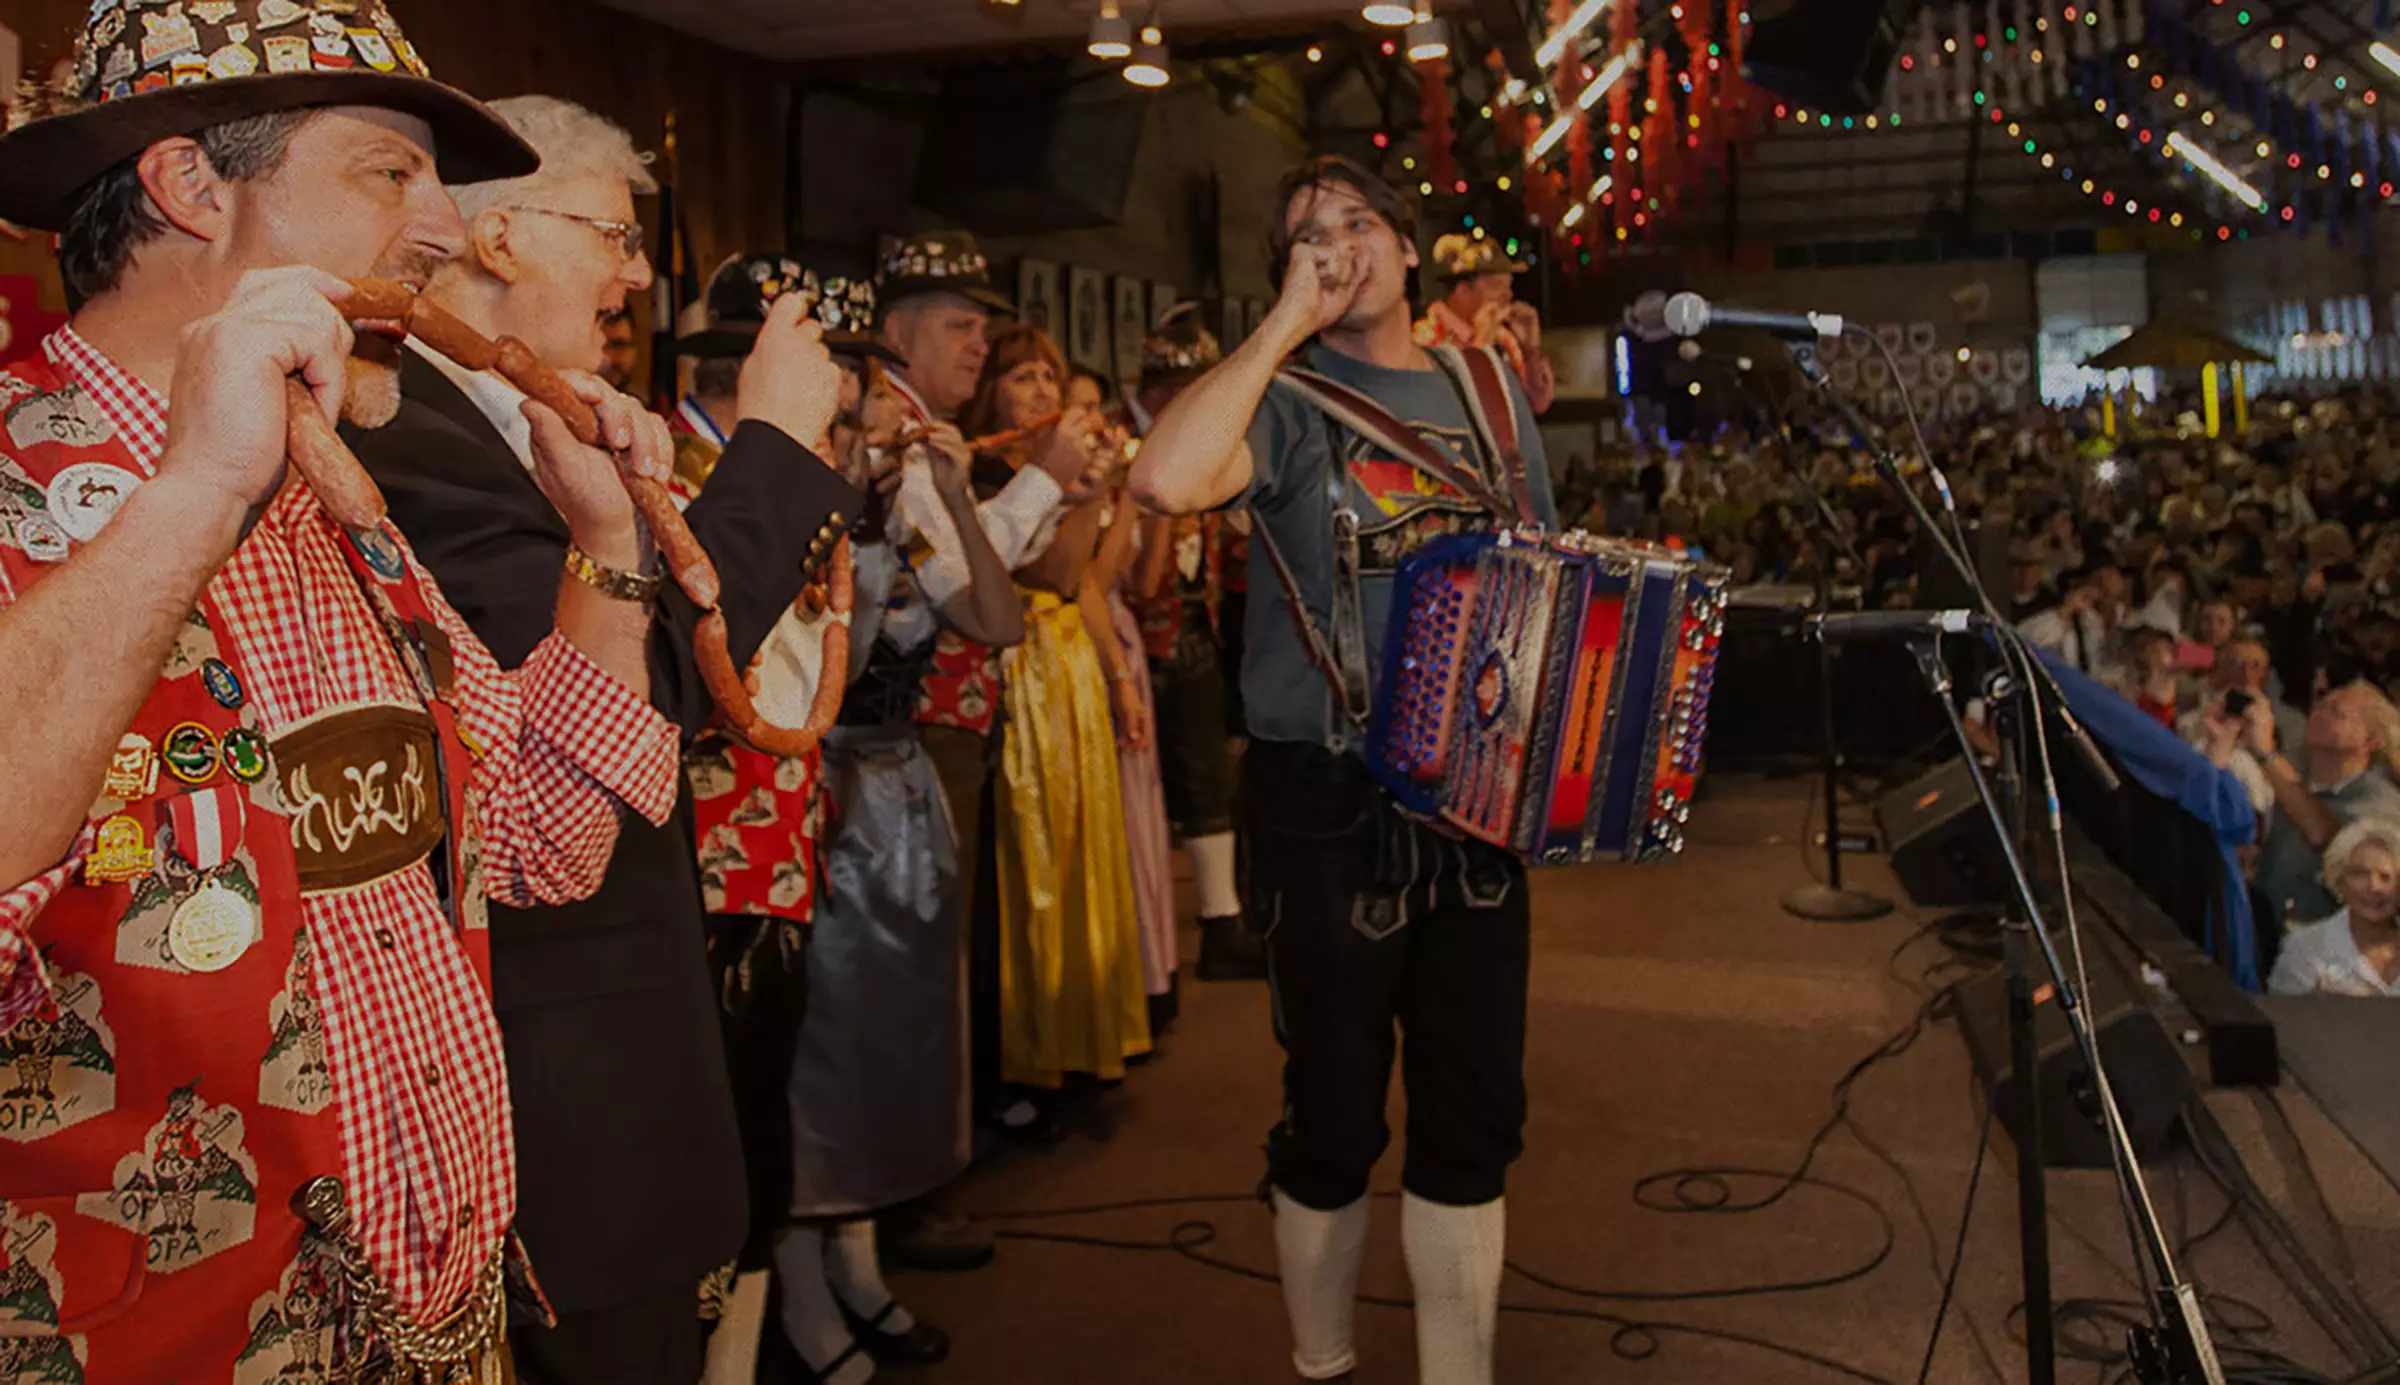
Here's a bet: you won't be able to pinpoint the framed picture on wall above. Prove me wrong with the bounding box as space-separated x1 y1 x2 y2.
1067 268 1108 372
1017 259 1062 340
1149 282 1181 333
1112 275 1149 382
1220 297 1247 351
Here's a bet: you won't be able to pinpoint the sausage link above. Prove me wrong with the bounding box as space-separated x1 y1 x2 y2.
284 377 388 528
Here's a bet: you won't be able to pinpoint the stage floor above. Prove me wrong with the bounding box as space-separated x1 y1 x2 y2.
901 775 2400 1384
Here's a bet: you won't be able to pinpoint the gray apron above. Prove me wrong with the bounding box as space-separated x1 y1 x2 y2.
786 723 970 1217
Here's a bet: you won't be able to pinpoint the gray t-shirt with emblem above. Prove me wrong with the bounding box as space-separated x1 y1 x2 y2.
1238 343 1556 748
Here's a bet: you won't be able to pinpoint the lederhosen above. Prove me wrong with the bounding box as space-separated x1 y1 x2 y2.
0 359 519 1381
1242 345 1542 1212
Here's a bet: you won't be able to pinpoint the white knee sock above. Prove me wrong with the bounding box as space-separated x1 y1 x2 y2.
1400 1193 1505 1385
772 1225 875 1385
1188 831 1241 920
700 1268 769 1385
1272 1188 1371 1380
823 1218 918 1332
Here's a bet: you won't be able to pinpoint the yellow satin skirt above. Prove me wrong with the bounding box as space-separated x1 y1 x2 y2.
996 590 1153 1086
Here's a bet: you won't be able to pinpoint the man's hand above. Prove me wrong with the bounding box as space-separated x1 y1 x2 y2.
523 374 667 570
162 266 359 514
2238 696 2278 758
738 294 844 454
1503 301 1542 352
1036 407 1114 502
1261 243 1358 349
922 422 976 500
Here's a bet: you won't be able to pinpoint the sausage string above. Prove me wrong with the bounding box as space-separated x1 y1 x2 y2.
290 277 850 755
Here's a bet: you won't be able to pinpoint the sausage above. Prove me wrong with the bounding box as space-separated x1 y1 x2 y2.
284 377 388 528
405 297 503 372
318 276 851 749
629 477 720 609
338 278 422 325
493 337 606 450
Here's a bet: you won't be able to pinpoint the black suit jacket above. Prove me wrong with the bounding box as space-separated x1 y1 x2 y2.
344 352 860 1313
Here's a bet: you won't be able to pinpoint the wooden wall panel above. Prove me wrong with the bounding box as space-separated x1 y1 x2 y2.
0 0 788 333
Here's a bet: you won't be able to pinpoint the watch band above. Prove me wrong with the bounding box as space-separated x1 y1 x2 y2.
563 544 663 604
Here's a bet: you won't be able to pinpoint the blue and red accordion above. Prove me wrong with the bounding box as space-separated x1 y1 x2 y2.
1366 529 1727 864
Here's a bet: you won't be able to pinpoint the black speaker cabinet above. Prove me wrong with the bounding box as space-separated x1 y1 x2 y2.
1742 0 1927 114
1878 758 2009 908
1953 937 2191 1167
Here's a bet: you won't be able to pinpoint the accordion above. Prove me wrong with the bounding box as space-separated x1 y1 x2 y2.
1366 529 1727 865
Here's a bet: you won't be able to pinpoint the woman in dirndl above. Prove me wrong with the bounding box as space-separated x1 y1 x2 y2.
964 327 1155 1093
765 344 1026 1385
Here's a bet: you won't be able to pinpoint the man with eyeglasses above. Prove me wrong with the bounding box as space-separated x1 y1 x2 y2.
341 95 860 1385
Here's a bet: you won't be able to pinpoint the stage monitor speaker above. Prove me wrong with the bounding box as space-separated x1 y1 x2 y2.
1878 757 2009 908
1741 0 1926 114
1953 937 2191 1167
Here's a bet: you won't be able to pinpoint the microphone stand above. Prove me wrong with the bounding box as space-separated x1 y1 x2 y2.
1710 355 1891 922
1783 338 2222 1385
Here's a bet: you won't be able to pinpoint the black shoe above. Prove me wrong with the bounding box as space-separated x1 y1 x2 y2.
879 1208 996 1273
840 1298 952 1366
1147 974 1180 1037
1196 915 1267 981
756 1311 867 1385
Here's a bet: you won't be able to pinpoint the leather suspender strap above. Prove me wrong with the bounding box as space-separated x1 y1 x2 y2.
1250 412 1372 751
1432 343 1538 524
1274 365 1513 518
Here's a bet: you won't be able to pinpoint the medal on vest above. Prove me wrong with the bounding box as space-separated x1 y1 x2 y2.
165 784 247 871
102 732 158 803
84 814 155 885
167 881 253 973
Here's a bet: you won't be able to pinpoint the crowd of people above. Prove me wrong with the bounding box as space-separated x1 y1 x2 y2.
1550 381 2400 1000
0 0 1562 1379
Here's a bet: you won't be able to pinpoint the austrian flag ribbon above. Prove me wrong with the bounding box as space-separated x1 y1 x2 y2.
167 784 248 871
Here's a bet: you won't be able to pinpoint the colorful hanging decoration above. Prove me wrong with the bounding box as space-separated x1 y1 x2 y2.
1419 53 1456 189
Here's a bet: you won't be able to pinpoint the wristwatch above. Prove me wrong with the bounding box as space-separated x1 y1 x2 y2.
563 544 663 604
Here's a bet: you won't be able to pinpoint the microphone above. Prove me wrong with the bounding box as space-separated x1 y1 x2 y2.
1661 291 1845 342
1622 290 1673 343
1807 609 1986 643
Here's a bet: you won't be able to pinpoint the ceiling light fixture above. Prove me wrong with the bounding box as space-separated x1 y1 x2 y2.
1088 3 1133 58
1124 25 1171 85
2166 131 2266 210
1536 0 1611 67
1362 1 1417 26
2371 39 2400 79
1405 14 1449 61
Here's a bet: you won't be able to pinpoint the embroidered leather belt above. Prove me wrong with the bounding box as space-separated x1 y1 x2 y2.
270 703 446 893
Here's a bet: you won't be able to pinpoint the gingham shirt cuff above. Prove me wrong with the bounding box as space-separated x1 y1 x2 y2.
0 825 85 1032
518 630 679 826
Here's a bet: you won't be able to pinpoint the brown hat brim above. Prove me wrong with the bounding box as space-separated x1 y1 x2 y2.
0 71 539 231
678 322 902 366
878 277 1012 317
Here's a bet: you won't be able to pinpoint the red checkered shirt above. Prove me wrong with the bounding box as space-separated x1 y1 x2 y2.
0 327 680 1322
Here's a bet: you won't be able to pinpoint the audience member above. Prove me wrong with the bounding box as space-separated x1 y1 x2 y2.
2268 816 2400 996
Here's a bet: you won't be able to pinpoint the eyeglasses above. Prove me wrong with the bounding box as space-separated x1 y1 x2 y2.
503 205 646 261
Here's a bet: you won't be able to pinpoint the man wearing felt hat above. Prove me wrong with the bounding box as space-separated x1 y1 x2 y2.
1414 233 1555 415
871 229 1108 1243
337 101 861 1384
0 5 696 1382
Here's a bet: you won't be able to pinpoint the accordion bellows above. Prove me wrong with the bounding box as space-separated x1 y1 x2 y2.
1367 529 1728 865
